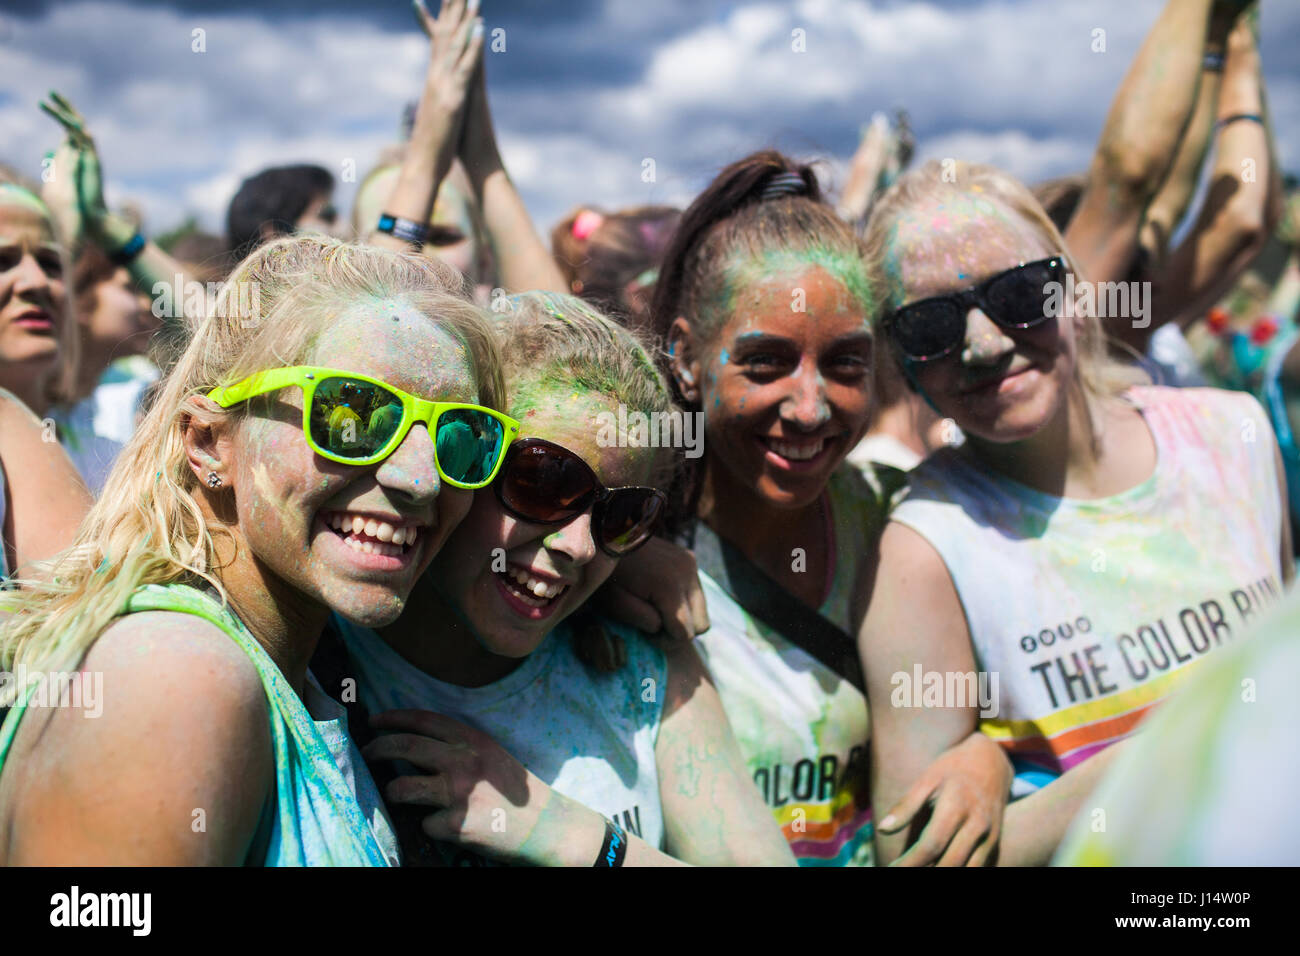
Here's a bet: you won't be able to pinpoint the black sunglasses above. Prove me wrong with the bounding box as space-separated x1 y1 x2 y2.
883 256 1067 362
494 438 667 557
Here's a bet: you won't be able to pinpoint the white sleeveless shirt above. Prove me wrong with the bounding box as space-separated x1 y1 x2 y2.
693 464 892 866
890 386 1285 791
333 614 668 865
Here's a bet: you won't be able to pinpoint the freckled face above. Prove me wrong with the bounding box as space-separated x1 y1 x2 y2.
889 194 1075 444
431 389 655 658
228 299 479 627
699 266 872 510
0 204 65 375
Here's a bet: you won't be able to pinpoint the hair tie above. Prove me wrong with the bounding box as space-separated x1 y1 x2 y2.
572 210 605 241
760 171 809 201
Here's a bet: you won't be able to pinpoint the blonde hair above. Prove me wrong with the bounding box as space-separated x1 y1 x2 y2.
493 291 680 489
0 235 504 698
861 159 1145 407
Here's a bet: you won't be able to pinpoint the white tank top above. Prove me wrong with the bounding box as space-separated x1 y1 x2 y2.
333 614 668 865
693 464 891 866
890 386 1285 791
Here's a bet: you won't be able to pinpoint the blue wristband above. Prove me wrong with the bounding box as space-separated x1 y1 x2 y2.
109 231 146 266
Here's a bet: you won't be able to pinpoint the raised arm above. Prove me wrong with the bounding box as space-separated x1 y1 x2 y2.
39 92 202 329
1134 7 1235 276
1065 0 1218 286
837 115 892 225
456 33 567 294
0 388 92 574
370 0 483 255
1157 9 1280 330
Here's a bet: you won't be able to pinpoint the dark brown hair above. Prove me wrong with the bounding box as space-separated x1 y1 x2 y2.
648 149 873 533
650 149 872 406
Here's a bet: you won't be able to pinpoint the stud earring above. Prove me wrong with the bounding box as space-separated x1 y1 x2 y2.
206 471 223 488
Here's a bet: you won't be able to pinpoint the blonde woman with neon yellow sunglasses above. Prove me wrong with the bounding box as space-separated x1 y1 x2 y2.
0 235 516 865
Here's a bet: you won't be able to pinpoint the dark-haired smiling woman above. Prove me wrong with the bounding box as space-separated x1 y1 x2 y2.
859 160 1292 866
653 150 1012 867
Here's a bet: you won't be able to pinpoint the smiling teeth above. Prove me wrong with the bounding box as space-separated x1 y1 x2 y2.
326 512 420 552
505 567 566 601
770 439 826 461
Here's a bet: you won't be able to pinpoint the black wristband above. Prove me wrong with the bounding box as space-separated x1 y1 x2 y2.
1203 51 1225 72
594 819 627 867
377 212 430 247
109 230 146 266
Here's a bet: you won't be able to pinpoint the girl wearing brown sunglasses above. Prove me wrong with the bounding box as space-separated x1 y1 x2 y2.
322 292 794 866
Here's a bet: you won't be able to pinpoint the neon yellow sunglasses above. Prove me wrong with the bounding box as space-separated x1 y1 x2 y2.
207 366 520 489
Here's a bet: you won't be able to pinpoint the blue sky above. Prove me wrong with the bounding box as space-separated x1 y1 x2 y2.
2 0 1297 240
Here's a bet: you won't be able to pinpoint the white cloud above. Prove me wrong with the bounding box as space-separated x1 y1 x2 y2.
0 0 1295 242
917 129 1094 185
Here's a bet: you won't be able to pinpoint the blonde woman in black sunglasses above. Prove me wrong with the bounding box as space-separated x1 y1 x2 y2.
859 160 1293 865
326 292 795 866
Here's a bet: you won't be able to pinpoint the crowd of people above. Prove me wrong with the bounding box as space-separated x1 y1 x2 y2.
0 0 1296 866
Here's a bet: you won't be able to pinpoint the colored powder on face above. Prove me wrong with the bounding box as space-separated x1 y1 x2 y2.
700 245 876 339
880 192 1033 313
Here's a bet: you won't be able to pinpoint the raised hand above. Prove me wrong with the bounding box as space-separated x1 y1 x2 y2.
413 0 484 163
38 91 121 246
370 1 484 253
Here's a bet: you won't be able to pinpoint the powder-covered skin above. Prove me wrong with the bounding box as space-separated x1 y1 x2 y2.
695 265 873 516
383 386 657 683
881 191 1026 310
893 386 1285 792
881 194 1078 447
703 246 875 340
224 296 479 634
